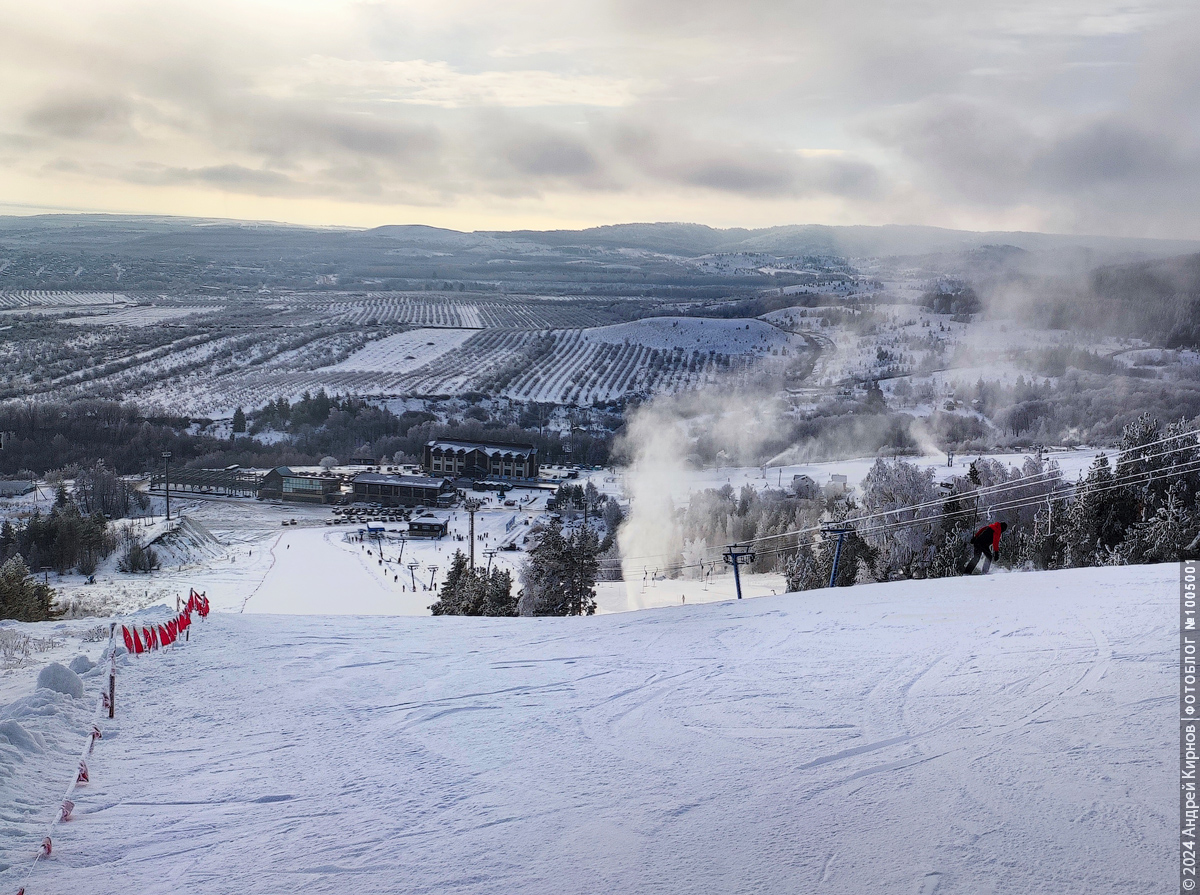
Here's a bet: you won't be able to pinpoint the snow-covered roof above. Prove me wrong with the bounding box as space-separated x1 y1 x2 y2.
353 473 451 488
426 439 536 458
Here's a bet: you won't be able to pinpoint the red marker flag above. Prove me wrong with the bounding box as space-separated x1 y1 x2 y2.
122 626 134 653
132 627 144 655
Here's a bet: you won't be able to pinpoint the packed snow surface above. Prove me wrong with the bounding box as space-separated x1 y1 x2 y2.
8 563 1174 894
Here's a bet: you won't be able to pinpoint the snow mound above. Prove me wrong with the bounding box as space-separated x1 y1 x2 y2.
69 655 96 675
36 663 83 698
0 719 42 752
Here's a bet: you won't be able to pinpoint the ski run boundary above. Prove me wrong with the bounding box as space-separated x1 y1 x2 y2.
12 591 211 895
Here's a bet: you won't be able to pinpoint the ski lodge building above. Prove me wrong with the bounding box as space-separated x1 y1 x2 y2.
422 439 539 481
350 473 455 508
257 467 342 504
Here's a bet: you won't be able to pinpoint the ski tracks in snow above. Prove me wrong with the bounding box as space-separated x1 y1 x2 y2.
21 565 1178 895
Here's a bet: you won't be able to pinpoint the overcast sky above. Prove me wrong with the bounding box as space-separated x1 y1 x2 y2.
1 0 1196 236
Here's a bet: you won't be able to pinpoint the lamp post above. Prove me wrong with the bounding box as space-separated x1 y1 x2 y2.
463 497 483 569
162 451 172 522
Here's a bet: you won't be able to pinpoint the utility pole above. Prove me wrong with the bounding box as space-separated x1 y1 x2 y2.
821 524 854 588
463 497 483 569
161 451 172 522
723 545 756 600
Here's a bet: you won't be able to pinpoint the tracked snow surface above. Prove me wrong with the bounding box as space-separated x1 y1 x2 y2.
4 564 1174 894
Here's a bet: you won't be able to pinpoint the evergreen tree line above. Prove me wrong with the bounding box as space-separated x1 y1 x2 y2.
1 486 118 578
428 520 603 617
785 413 1200 590
0 394 615 477
0 467 161 619
0 555 55 622
429 551 517 617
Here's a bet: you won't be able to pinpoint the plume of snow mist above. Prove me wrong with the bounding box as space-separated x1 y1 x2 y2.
614 387 788 607
615 403 689 610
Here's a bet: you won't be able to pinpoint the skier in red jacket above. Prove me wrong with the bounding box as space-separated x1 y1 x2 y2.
962 521 1007 574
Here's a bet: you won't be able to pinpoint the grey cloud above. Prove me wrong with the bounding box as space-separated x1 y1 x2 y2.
873 98 1200 197
1032 120 1194 188
25 93 134 140
3 0 1198 234
504 134 598 178
205 103 444 169
611 124 882 200
863 100 1034 204
678 159 796 195
120 163 295 196
467 116 616 194
866 95 1200 235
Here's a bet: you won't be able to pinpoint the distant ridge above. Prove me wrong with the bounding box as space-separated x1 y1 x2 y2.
1 213 1197 261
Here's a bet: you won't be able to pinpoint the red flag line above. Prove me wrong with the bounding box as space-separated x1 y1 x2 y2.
15 589 211 894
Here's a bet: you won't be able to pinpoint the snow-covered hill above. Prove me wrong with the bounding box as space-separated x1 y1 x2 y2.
2 563 1174 894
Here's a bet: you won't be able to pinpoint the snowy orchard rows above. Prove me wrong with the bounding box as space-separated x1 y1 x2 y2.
52 316 813 415
294 292 623 330
322 318 808 407
0 291 131 310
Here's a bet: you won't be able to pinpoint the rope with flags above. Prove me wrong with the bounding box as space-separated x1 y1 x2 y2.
14 588 210 894
119 589 209 656
12 638 112 895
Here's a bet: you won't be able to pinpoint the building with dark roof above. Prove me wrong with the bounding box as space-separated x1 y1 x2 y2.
408 516 448 538
0 480 36 498
351 473 455 508
422 439 538 480
257 467 342 504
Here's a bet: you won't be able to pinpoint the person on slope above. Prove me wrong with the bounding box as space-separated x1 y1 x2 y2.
962 521 1007 574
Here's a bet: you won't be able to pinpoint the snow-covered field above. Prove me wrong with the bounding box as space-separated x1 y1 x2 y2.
0 562 1175 894
321 328 477 374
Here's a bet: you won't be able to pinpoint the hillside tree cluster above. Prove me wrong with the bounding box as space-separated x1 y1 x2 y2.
783 413 1200 590
428 550 517 617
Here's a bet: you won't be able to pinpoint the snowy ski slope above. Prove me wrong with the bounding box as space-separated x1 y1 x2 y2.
5 563 1175 895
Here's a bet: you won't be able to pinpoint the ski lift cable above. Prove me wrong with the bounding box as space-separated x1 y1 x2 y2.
595 451 1200 569
593 433 1200 568
600 432 1199 568
739 458 1200 562
713 433 1200 552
